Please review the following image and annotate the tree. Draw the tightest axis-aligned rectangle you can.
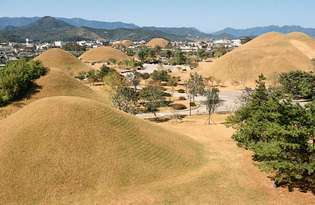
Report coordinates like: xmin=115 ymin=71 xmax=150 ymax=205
xmin=171 ymin=49 xmax=186 ymax=65
xmin=127 ymin=71 xmax=141 ymax=90
xmin=138 ymin=48 xmax=149 ymax=62
xmin=112 ymin=86 xmax=139 ymax=114
xmin=279 ymin=71 xmax=315 ymax=99
xmin=205 ymin=88 xmax=220 ymax=124
xmin=226 ymin=74 xmax=315 ymax=192
xmin=168 ymin=76 xmax=178 ymax=94
xmin=197 ymin=48 xmax=207 ymax=60
xmin=151 ymin=70 xmax=171 ymax=82
xmin=103 ymin=71 xmax=126 ymax=91
xmin=140 ymin=85 xmax=165 ymax=118
xmin=186 ymin=72 xmax=205 ymax=115
xmin=126 ymin=48 xmax=135 ymax=56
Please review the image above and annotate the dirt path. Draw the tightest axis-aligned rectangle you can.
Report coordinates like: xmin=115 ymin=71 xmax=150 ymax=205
xmin=141 ymin=115 xmax=315 ymax=204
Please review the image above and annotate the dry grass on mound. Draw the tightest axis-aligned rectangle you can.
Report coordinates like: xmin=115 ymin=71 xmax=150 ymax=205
xmin=35 ymin=48 xmax=92 ymax=76
xmin=0 ymin=69 xmax=107 ymax=120
xmin=146 ymin=38 xmax=170 ymax=48
xmin=80 ymin=46 xmax=129 ymax=63
xmin=198 ymin=32 xmax=314 ymax=86
xmin=287 ymin=32 xmax=315 ymax=59
xmin=113 ymin=40 xmax=133 ymax=47
xmin=33 ymin=69 xmax=105 ymax=102
xmin=0 ymin=96 xmax=203 ymax=204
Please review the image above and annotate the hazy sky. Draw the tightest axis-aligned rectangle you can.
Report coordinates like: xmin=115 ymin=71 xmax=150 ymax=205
xmin=1 ymin=0 xmax=314 ymax=32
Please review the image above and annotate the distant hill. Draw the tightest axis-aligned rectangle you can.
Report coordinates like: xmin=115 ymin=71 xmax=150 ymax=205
xmin=143 ymin=27 xmax=210 ymax=40
xmin=87 ymin=27 xmax=182 ymax=41
xmin=0 ymin=17 xmax=138 ymax=30
xmin=0 ymin=16 xmax=102 ymax=42
xmin=59 ymin=17 xmax=139 ymax=30
xmin=214 ymin=25 xmax=315 ymax=38
xmin=0 ymin=16 xmax=210 ymax=41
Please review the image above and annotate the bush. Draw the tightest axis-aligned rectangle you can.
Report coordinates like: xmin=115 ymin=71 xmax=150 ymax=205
xmin=177 ymin=89 xmax=186 ymax=93
xmin=78 ymin=65 xmax=115 ymax=82
xmin=279 ymin=71 xmax=315 ymax=99
xmin=141 ymin=73 xmax=150 ymax=80
xmin=162 ymin=92 xmax=172 ymax=97
xmin=178 ymin=96 xmax=186 ymax=101
xmin=0 ymin=60 xmax=46 ymax=106
xmin=171 ymin=103 xmax=187 ymax=110
xmin=151 ymin=70 xmax=171 ymax=82
xmin=190 ymin=102 xmax=196 ymax=107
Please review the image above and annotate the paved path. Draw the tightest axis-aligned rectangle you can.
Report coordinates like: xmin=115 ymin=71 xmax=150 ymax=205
xmin=136 ymin=90 xmax=243 ymax=119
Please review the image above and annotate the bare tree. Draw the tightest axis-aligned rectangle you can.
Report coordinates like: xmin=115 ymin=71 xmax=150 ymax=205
xmin=205 ymin=88 xmax=220 ymax=125
xmin=186 ymin=72 xmax=205 ymax=116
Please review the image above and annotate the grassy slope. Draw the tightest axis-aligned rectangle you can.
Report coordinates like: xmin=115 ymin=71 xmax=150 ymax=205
xmin=35 ymin=48 xmax=92 ymax=76
xmin=146 ymin=38 xmax=170 ymax=48
xmin=0 ymin=96 xmax=203 ymax=204
xmin=198 ymin=32 xmax=314 ymax=85
xmin=79 ymin=46 xmax=129 ymax=63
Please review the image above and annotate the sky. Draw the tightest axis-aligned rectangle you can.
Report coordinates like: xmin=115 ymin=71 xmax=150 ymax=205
xmin=1 ymin=0 xmax=314 ymax=32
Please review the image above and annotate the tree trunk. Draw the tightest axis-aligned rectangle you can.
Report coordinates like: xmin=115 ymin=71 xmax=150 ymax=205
xmin=208 ymin=112 xmax=211 ymax=125
xmin=189 ymin=96 xmax=192 ymax=116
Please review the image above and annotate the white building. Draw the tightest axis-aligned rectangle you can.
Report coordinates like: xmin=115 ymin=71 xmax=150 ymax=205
xmin=54 ymin=41 xmax=63 ymax=48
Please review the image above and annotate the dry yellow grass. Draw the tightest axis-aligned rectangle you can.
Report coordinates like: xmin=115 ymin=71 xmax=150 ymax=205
xmin=35 ymin=48 xmax=92 ymax=76
xmin=113 ymin=40 xmax=133 ymax=47
xmin=0 ymin=96 xmax=203 ymax=204
xmin=149 ymin=115 xmax=315 ymax=205
xmin=198 ymin=32 xmax=314 ymax=86
xmin=80 ymin=46 xmax=129 ymax=63
xmin=0 ymin=68 xmax=106 ymax=120
xmin=146 ymin=38 xmax=170 ymax=48
xmin=287 ymin=32 xmax=315 ymax=59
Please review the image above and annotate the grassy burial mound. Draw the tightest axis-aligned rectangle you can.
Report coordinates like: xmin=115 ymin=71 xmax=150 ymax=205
xmin=146 ymin=38 xmax=170 ymax=48
xmin=79 ymin=46 xmax=129 ymax=63
xmin=113 ymin=39 xmax=133 ymax=47
xmin=0 ymin=96 xmax=203 ymax=204
xmin=198 ymin=32 xmax=314 ymax=86
xmin=287 ymin=32 xmax=315 ymax=59
xmin=33 ymin=69 xmax=104 ymax=102
xmin=35 ymin=48 xmax=91 ymax=75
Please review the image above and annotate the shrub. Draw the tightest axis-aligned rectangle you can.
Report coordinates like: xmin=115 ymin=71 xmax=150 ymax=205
xmin=141 ymin=73 xmax=150 ymax=80
xmin=0 ymin=60 xmax=46 ymax=106
xmin=162 ymin=92 xmax=172 ymax=97
xmin=151 ymin=70 xmax=171 ymax=82
xmin=178 ymin=96 xmax=186 ymax=100
xmin=171 ymin=103 xmax=187 ymax=110
xmin=190 ymin=102 xmax=196 ymax=107
xmin=279 ymin=71 xmax=315 ymax=99
xmin=177 ymin=89 xmax=186 ymax=93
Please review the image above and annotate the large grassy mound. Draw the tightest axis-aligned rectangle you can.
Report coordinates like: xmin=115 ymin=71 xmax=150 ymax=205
xmin=35 ymin=48 xmax=91 ymax=75
xmin=113 ymin=40 xmax=133 ymax=47
xmin=0 ymin=96 xmax=202 ymax=204
xmin=80 ymin=46 xmax=129 ymax=63
xmin=198 ymin=32 xmax=314 ymax=85
xmin=287 ymin=32 xmax=315 ymax=59
xmin=33 ymin=69 xmax=104 ymax=102
xmin=146 ymin=38 xmax=170 ymax=48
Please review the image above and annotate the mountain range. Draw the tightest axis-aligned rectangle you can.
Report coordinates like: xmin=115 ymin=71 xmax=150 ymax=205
xmin=214 ymin=25 xmax=315 ymax=38
xmin=0 ymin=16 xmax=314 ymax=42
